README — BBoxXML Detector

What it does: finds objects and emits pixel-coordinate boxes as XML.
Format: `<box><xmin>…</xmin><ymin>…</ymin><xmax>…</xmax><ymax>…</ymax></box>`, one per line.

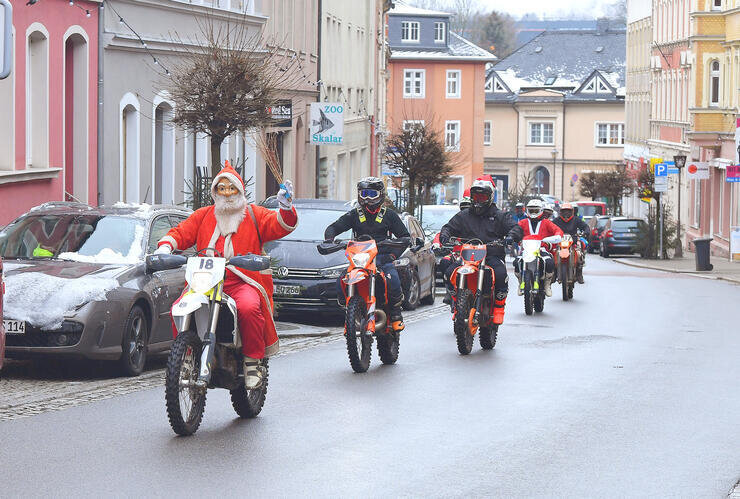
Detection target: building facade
<box><xmin>0</xmin><ymin>0</ymin><xmax>100</xmax><ymax>225</ymax></box>
<box><xmin>317</xmin><ymin>0</ymin><xmax>382</xmax><ymax>200</ymax></box>
<box><xmin>484</xmin><ymin>28</ymin><xmax>626</xmax><ymax>205</ymax></box>
<box><xmin>386</xmin><ymin>4</ymin><xmax>495</xmax><ymax>203</ymax></box>
<box><xmin>685</xmin><ymin>0</ymin><xmax>740</xmax><ymax>258</ymax></box>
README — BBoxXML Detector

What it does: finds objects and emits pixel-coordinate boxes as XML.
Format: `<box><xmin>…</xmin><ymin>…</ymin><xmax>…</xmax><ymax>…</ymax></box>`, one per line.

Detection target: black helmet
<box><xmin>357</xmin><ymin>177</ymin><xmax>385</xmax><ymax>214</ymax></box>
<box><xmin>469</xmin><ymin>178</ymin><xmax>494</xmax><ymax>215</ymax></box>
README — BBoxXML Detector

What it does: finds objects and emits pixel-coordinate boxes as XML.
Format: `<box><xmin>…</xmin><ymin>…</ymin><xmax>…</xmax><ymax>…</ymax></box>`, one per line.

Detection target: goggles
<box><xmin>359</xmin><ymin>189</ymin><xmax>381</xmax><ymax>200</ymax></box>
<box><xmin>559</xmin><ymin>209</ymin><xmax>573</xmax><ymax>218</ymax></box>
<box><xmin>471</xmin><ymin>192</ymin><xmax>490</xmax><ymax>203</ymax></box>
<box><xmin>527</xmin><ymin>207</ymin><xmax>542</xmax><ymax>216</ymax></box>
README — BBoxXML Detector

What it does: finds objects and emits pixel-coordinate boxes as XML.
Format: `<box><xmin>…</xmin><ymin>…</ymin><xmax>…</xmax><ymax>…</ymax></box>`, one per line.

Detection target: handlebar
<box><xmin>317</xmin><ymin>237</ymin><xmax>412</xmax><ymax>256</ymax></box>
<box><xmin>441</xmin><ymin>237</ymin><xmax>507</xmax><ymax>249</ymax></box>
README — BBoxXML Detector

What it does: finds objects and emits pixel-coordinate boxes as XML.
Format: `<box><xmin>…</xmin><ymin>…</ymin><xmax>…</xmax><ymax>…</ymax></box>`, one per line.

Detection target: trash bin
<box><xmin>693</xmin><ymin>237</ymin><xmax>713</xmax><ymax>271</ymax></box>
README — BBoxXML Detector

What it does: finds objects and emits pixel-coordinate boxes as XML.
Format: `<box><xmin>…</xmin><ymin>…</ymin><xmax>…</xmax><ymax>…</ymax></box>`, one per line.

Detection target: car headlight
<box><xmin>351</xmin><ymin>252</ymin><xmax>371</xmax><ymax>267</ymax></box>
<box><xmin>393</xmin><ymin>257</ymin><xmax>410</xmax><ymax>267</ymax></box>
<box><xmin>190</xmin><ymin>271</ymin><xmax>214</xmax><ymax>294</ymax></box>
<box><xmin>319</xmin><ymin>264</ymin><xmax>348</xmax><ymax>279</ymax></box>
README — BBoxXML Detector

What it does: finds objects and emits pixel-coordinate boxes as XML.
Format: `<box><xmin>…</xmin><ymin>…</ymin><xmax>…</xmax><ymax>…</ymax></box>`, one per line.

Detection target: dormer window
<box><xmin>493</xmin><ymin>79</ymin><xmax>507</xmax><ymax>93</ymax></box>
<box><xmin>434</xmin><ymin>22</ymin><xmax>445</xmax><ymax>43</ymax></box>
<box><xmin>485</xmin><ymin>78</ymin><xmax>493</xmax><ymax>92</ymax></box>
<box><xmin>401</xmin><ymin>21</ymin><xmax>420</xmax><ymax>42</ymax></box>
<box><xmin>582</xmin><ymin>74</ymin><xmax>611</xmax><ymax>93</ymax></box>
<box><xmin>545</xmin><ymin>76</ymin><xmax>556</xmax><ymax>86</ymax></box>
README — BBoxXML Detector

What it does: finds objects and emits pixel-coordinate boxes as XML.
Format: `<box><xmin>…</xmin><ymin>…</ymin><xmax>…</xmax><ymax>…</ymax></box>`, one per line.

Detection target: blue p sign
<box><xmin>655</xmin><ymin>163</ymin><xmax>668</xmax><ymax>177</ymax></box>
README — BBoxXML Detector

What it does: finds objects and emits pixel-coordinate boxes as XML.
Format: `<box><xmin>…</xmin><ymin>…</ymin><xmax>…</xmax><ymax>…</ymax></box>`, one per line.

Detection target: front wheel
<box><xmin>454</xmin><ymin>288</ymin><xmax>475</xmax><ymax>355</ymax></box>
<box><xmin>345</xmin><ymin>296</ymin><xmax>372</xmax><ymax>373</ymax></box>
<box><xmin>165</xmin><ymin>331</ymin><xmax>206</xmax><ymax>436</ymax></box>
<box><xmin>479</xmin><ymin>325</ymin><xmax>498</xmax><ymax>350</ymax></box>
<box><xmin>231</xmin><ymin>358</ymin><xmax>269</xmax><ymax>418</ymax></box>
<box><xmin>523</xmin><ymin>271</ymin><xmax>534</xmax><ymax>316</ymax></box>
<box><xmin>403</xmin><ymin>270</ymin><xmax>420</xmax><ymax>310</ymax></box>
<box><xmin>119</xmin><ymin>305</ymin><xmax>149</xmax><ymax>376</ymax></box>
<box><xmin>534</xmin><ymin>285</ymin><xmax>545</xmax><ymax>313</ymax></box>
<box><xmin>560</xmin><ymin>262</ymin><xmax>570</xmax><ymax>302</ymax></box>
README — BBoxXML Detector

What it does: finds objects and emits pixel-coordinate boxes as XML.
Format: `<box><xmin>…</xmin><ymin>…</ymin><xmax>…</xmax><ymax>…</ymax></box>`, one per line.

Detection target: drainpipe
<box><xmin>96</xmin><ymin>2</ymin><xmax>104</xmax><ymax>206</ymax></box>
<box><xmin>314</xmin><ymin>0</ymin><xmax>322</xmax><ymax>198</ymax></box>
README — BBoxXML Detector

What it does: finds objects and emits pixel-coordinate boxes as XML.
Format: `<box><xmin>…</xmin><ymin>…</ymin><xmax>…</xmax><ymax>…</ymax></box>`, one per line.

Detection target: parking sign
<box><xmin>655</xmin><ymin>163</ymin><xmax>668</xmax><ymax>177</ymax></box>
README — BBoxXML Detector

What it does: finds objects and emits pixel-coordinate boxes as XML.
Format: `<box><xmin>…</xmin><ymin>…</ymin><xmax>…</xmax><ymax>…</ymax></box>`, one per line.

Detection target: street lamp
<box><xmin>551</xmin><ymin>148</ymin><xmax>559</xmax><ymax>199</ymax></box>
<box><xmin>673</xmin><ymin>154</ymin><xmax>686</xmax><ymax>258</ymax></box>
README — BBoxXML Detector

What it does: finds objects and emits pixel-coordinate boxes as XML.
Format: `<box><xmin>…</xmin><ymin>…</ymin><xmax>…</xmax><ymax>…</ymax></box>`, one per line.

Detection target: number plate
<box><xmin>3</xmin><ymin>320</ymin><xmax>26</xmax><ymax>335</ymax></box>
<box><xmin>274</xmin><ymin>285</ymin><xmax>301</xmax><ymax>296</ymax></box>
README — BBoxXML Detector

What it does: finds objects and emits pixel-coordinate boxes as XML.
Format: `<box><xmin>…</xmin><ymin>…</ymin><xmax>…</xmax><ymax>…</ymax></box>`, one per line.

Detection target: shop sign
<box><xmin>268</xmin><ymin>100</ymin><xmax>292</xmax><ymax>128</ymax></box>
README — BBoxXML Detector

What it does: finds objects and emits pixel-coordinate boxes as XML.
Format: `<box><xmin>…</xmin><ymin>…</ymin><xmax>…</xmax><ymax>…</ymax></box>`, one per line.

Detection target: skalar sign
<box><xmin>310</xmin><ymin>103</ymin><xmax>344</xmax><ymax>145</ymax></box>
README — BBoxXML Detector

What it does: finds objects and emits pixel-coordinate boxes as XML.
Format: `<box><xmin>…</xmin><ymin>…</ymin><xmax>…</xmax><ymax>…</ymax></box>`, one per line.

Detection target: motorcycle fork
<box><xmin>198</xmin><ymin>281</ymin><xmax>223</xmax><ymax>388</ymax></box>
<box><xmin>367</xmin><ymin>275</ymin><xmax>377</xmax><ymax>334</ymax></box>
<box><xmin>473</xmin><ymin>266</ymin><xmax>484</xmax><ymax>318</ymax></box>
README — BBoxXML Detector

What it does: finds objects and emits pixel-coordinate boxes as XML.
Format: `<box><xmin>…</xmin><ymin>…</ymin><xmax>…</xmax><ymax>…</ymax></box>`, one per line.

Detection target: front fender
<box><xmin>172</xmin><ymin>292</ymin><xmax>209</xmax><ymax>317</ymax></box>
<box><xmin>559</xmin><ymin>248</ymin><xmax>570</xmax><ymax>260</ymax></box>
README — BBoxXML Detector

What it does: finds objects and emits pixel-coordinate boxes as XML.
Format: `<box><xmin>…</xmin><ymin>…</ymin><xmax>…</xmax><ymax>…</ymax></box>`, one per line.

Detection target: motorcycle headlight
<box><xmin>319</xmin><ymin>264</ymin><xmax>348</xmax><ymax>279</ymax></box>
<box><xmin>351</xmin><ymin>252</ymin><xmax>371</xmax><ymax>267</ymax></box>
<box><xmin>457</xmin><ymin>267</ymin><xmax>475</xmax><ymax>275</ymax></box>
<box><xmin>190</xmin><ymin>271</ymin><xmax>214</xmax><ymax>294</ymax></box>
<box><xmin>393</xmin><ymin>257</ymin><xmax>410</xmax><ymax>267</ymax></box>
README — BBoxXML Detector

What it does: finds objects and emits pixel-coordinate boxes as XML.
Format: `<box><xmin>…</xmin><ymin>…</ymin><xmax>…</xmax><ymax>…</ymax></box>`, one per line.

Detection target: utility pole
<box><xmin>673</xmin><ymin>154</ymin><xmax>686</xmax><ymax>257</ymax></box>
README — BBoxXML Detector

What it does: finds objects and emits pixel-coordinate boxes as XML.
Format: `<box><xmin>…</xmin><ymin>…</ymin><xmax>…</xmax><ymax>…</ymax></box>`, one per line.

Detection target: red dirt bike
<box><xmin>444</xmin><ymin>237</ymin><xmax>506</xmax><ymax>355</ymax></box>
<box><xmin>317</xmin><ymin>236</ymin><xmax>414</xmax><ymax>373</ymax></box>
<box><xmin>555</xmin><ymin>234</ymin><xmax>576</xmax><ymax>301</ymax></box>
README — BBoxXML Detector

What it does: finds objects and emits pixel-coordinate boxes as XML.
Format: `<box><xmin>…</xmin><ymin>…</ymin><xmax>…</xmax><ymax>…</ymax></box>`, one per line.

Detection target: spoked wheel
<box><xmin>345</xmin><ymin>296</ymin><xmax>372</xmax><ymax>373</ymax></box>
<box><xmin>231</xmin><ymin>358</ymin><xmax>269</xmax><ymax>418</ymax></box>
<box><xmin>534</xmin><ymin>286</ymin><xmax>545</xmax><ymax>313</ymax></box>
<box><xmin>560</xmin><ymin>262</ymin><xmax>570</xmax><ymax>302</ymax></box>
<box><xmin>479</xmin><ymin>325</ymin><xmax>498</xmax><ymax>350</ymax></box>
<box><xmin>568</xmin><ymin>283</ymin><xmax>574</xmax><ymax>300</ymax></box>
<box><xmin>453</xmin><ymin>288</ymin><xmax>475</xmax><ymax>355</ymax></box>
<box><xmin>377</xmin><ymin>328</ymin><xmax>400</xmax><ymax>365</ymax></box>
<box><xmin>523</xmin><ymin>272</ymin><xmax>534</xmax><ymax>316</ymax></box>
<box><xmin>120</xmin><ymin>305</ymin><xmax>149</xmax><ymax>376</ymax></box>
<box><xmin>165</xmin><ymin>331</ymin><xmax>206</xmax><ymax>436</ymax></box>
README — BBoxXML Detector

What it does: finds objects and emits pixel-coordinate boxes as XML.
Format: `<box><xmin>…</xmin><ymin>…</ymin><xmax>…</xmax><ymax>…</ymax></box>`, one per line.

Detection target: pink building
<box><xmin>0</xmin><ymin>0</ymin><xmax>99</xmax><ymax>225</ymax></box>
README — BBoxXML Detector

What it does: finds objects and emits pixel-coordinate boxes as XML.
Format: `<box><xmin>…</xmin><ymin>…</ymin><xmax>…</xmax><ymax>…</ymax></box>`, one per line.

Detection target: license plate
<box><xmin>3</xmin><ymin>320</ymin><xmax>26</xmax><ymax>335</ymax></box>
<box><xmin>274</xmin><ymin>285</ymin><xmax>301</xmax><ymax>296</ymax></box>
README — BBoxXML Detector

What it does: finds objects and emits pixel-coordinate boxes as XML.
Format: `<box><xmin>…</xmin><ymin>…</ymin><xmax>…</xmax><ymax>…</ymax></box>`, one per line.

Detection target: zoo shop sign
<box><xmin>310</xmin><ymin>103</ymin><xmax>344</xmax><ymax>145</ymax></box>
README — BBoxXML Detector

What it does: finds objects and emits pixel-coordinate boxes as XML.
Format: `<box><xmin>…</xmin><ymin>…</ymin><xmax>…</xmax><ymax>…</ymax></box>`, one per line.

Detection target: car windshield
<box><xmin>612</xmin><ymin>220</ymin><xmax>642</xmax><ymax>231</ymax></box>
<box><xmin>597</xmin><ymin>217</ymin><xmax>609</xmax><ymax>228</ymax></box>
<box><xmin>577</xmin><ymin>204</ymin><xmax>605</xmax><ymax>217</ymax></box>
<box><xmin>282</xmin><ymin>208</ymin><xmax>351</xmax><ymax>241</ymax></box>
<box><xmin>415</xmin><ymin>207</ymin><xmax>458</xmax><ymax>232</ymax></box>
<box><xmin>0</xmin><ymin>214</ymin><xmax>146</xmax><ymax>263</ymax></box>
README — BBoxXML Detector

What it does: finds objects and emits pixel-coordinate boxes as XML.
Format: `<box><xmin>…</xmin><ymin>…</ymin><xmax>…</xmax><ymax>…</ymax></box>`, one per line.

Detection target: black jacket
<box><xmin>439</xmin><ymin>205</ymin><xmax>517</xmax><ymax>259</ymax></box>
<box><xmin>324</xmin><ymin>206</ymin><xmax>410</xmax><ymax>256</ymax></box>
<box><xmin>552</xmin><ymin>216</ymin><xmax>589</xmax><ymax>239</ymax></box>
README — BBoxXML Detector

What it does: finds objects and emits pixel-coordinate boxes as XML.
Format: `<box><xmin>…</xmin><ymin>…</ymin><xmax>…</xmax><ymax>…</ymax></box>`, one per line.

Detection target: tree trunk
<box><xmin>407</xmin><ymin>174</ymin><xmax>417</xmax><ymax>214</ymax></box>
<box><xmin>210</xmin><ymin>135</ymin><xmax>224</xmax><ymax>178</ymax></box>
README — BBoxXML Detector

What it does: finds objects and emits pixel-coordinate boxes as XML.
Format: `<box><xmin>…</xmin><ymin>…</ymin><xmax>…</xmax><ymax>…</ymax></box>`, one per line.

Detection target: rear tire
<box><xmin>479</xmin><ymin>325</ymin><xmax>497</xmax><ymax>350</ymax></box>
<box><xmin>454</xmin><ymin>288</ymin><xmax>474</xmax><ymax>355</ymax></box>
<box><xmin>231</xmin><ymin>358</ymin><xmax>269</xmax><ymax>418</ymax></box>
<box><xmin>165</xmin><ymin>331</ymin><xmax>206</xmax><ymax>436</ymax></box>
<box><xmin>345</xmin><ymin>296</ymin><xmax>372</xmax><ymax>373</ymax></box>
<box><xmin>560</xmin><ymin>263</ymin><xmax>570</xmax><ymax>302</ymax></box>
<box><xmin>524</xmin><ymin>272</ymin><xmax>534</xmax><ymax>316</ymax></box>
<box><xmin>403</xmin><ymin>270</ymin><xmax>420</xmax><ymax>310</ymax></box>
<box><xmin>377</xmin><ymin>330</ymin><xmax>400</xmax><ymax>365</ymax></box>
<box><xmin>568</xmin><ymin>283</ymin><xmax>574</xmax><ymax>300</ymax></box>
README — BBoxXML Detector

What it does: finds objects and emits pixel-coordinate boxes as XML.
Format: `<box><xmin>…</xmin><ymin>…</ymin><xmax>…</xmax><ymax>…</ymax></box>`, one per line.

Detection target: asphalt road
<box><xmin>1</xmin><ymin>257</ymin><xmax>738</xmax><ymax>497</ymax></box>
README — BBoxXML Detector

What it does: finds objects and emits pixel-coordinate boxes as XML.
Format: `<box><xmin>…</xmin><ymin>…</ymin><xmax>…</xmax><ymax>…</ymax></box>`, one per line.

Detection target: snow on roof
<box><xmin>111</xmin><ymin>202</ymin><xmax>156</xmax><ymax>218</ymax></box>
<box><xmin>391</xmin><ymin>32</ymin><xmax>496</xmax><ymax>62</ymax></box>
<box><xmin>388</xmin><ymin>2</ymin><xmax>451</xmax><ymax>17</ymax></box>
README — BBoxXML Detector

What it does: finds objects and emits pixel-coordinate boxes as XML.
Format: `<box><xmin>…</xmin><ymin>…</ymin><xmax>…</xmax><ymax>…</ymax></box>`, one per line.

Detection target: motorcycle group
<box><xmin>147</xmin><ymin>164</ymin><xmax>590</xmax><ymax>435</ymax></box>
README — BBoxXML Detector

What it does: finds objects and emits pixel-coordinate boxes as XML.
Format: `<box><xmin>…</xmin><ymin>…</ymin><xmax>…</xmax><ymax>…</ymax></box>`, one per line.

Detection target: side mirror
<box><xmin>229</xmin><ymin>254</ymin><xmax>271</xmax><ymax>272</ymax></box>
<box><xmin>146</xmin><ymin>254</ymin><xmax>187</xmax><ymax>273</ymax></box>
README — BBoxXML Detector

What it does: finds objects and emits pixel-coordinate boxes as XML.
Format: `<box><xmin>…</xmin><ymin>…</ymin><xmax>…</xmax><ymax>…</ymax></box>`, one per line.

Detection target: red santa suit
<box><xmin>158</xmin><ymin>163</ymin><xmax>297</xmax><ymax>359</ymax></box>
<box><xmin>517</xmin><ymin>217</ymin><xmax>564</xmax><ymax>244</ymax></box>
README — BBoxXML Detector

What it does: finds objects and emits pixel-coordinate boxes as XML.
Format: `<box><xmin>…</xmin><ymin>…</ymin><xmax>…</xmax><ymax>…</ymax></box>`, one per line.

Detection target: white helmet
<box><xmin>526</xmin><ymin>198</ymin><xmax>544</xmax><ymax>219</ymax></box>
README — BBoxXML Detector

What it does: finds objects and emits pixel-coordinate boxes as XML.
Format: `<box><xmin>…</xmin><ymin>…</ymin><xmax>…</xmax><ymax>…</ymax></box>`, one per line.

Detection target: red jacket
<box><xmin>159</xmin><ymin>204</ymin><xmax>297</xmax><ymax>357</ymax></box>
<box><xmin>517</xmin><ymin>217</ymin><xmax>563</xmax><ymax>240</ymax></box>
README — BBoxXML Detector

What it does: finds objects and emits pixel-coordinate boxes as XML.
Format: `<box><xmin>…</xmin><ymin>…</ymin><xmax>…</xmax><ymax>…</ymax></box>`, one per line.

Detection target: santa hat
<box><xmin>211</xmin><ymin>161</ymin><xmax>246</xmax><ymax>199</ymax></box>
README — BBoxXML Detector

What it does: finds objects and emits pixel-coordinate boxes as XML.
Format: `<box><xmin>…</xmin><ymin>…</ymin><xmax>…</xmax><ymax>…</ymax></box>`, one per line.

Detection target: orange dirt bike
<box><xmin>444</xmin><ymin>237</ymin><xmax>506</xmax><ymax>355</ymax></box>
<box><xmin>555</xmin><ymin>234</ymin><xmax>576</xmax><ymax>301</ymax></box>
<box><xmin>317</xmin><ymin>236</ymin><xmax>416</xmax><ymax>373</ymax></box>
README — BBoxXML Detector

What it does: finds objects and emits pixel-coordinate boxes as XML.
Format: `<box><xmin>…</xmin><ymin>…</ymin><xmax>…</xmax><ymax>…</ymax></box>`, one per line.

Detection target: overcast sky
<box><xmin>416</xmin><ymin>0</ymin><xmax>618</xmax><ymax>19</ymax></box>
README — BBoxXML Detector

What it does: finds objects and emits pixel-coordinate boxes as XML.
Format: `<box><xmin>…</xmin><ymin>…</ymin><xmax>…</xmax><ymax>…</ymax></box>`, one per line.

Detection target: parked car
<box><xmin>398</xmin><ymin>212</ymin><xmax>436</xmax><ymax>310</ymax></box>
<box><xmin>573</xmin><ymin>201</ymin><xmax>607</xmax><ymax>217</ymax></box>
<box><xmin>599</xmin><ymin>217</ymin><xmax>646</xmax><ymax>257</ymax></box>
<box><xmin>0</xmin><ymin>255</ymin><xmax>5</xmax><ymax>371</ymax></box>
<box><xmin>0</xmin><ymin>202</ymin><xmax>191</xmax><ymax>375</ymax></box>
<box><xmin>260</xmin><ymin>198</ymin><xmax>435</xmax><ymax>316</ymax></box>
<box><xmin>587</xmin><ymin>215</ymin><xmax>611</xmax><ymax>253</ymax></box>
<box><xmin>415</xmin><ymin>204</ymin><xmax>459</xmax><ymax>240</ymax></box>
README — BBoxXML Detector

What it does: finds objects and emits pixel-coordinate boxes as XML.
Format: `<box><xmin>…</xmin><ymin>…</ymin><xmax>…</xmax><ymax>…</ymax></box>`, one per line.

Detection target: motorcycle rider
<box><xmin>434</xmin><ymin>191</ymin><xmax>472</xmax><ymax>305</ymax></box>
<box><xmin>324</xmin><ymin>177</ymin><xmax>410</xmax><ymax>332</ymax></box>
<box><xmin>552</xmin><ymin>203</ymin><xmax>589</xmax><ymax>284</ymax></box>
<box><xmin>439</xmin><ymin>177</ymin><xmax>517</xmax><ymax>326</ymax></box>
<box><xmin>155</xmin><ymin>162</ymin><xmax>297</xmax><ymax>389</ymax></box>
<box><xmin>543</xmin><ymin>203</ymin><xmax>555</xmax><ymax>220</ymax></box>
<box><xmin>510</xmin><ymin>198</ymin><xmax>563</xmax><ymax>297</ymax></box>
<box><xmin>513</xmin><ymin>202</ymin><xmax>527</xmax><ymax>221</ymax></box>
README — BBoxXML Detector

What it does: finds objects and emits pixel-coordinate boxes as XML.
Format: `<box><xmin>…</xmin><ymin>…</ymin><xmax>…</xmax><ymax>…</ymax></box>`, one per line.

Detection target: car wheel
<box><xmin>120</xmin><ymin>305</ymin><xmax>149</xmax><ymax>376</ymax></box>
<box><xmin>420</xmin><ymin>265</ymin><xmax>436</xmax><ymax>306</ymax></box>
<box><xmin>403</xmin><ymin>270</ymin><xmax>420</xmax><ymax>310</ymax></box>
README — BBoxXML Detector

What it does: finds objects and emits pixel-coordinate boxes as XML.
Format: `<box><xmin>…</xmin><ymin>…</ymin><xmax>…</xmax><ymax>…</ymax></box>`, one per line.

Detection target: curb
<box><xmin>613</xmin><ymin>258</ymin><xmax>740</xmax><ymax>285</ymax></box>
<box><xmin>276</xmin><ymin>321</ymin><xmax>334</xmax><ymax>338</ymax></box>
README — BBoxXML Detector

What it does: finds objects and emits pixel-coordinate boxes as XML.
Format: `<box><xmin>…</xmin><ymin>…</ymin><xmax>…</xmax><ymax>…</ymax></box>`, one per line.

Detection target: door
<box><xmin>146</xmin><ymin>215</ymin><xmax>183</xmax><ymax>343</ymax></box>
<box><xmin>409</xmin><ymin>218</ymin><xmax>433</xmax><ymax>291</ymax></box>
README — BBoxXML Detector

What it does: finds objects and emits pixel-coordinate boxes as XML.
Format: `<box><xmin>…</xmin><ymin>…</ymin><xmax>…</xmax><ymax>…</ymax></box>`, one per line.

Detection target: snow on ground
<box><xmin>4</xmin><ymin>272</ymin><xmax>119</xmax><ymax>330</ymax></box>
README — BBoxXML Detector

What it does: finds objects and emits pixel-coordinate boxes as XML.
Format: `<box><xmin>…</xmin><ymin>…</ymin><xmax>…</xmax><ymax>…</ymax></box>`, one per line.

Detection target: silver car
<box><xmin>0</xmin><ymin>202</ymin><xmax>192</xmax><ymax>376</ymax></box>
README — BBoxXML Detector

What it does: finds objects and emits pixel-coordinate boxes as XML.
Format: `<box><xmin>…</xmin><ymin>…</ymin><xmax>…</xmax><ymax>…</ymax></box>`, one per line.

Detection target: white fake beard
<box><xmin>213</xmin><ymin>193</ymin><xmax>247</xmax><ymax>235</ymax></box>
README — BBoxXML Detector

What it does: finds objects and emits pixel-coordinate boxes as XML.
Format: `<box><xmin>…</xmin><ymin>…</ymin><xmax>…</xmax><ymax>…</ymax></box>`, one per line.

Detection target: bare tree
<box><xmin>506</xmin><ymin>170</ymin><xmax>537</xmax><ymax>207</ymax></box>
<box><xmin>164</xmin><ymin>16</ymin><xmax>303</xmax><ymax>178</ymax></box>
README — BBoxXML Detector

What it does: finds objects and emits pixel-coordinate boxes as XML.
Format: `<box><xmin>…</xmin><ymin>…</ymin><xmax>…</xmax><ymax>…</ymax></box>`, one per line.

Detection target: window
<box><xmin>483</xmin><ymin>121</ymin><xmax>492</xmax><ymax>145</ymax></box>
<box><xmin>401</xmin><ymin>21</ymin><xmax>420</xmax><ymax>42</ymax></box>
<box><xmin>710</xmin><ymin>60</ymin><xmax>720</xmax><ymax>106</ymax></box>
<box><xmin>445</xmin><ymin>121</ymin><xmax>460</xmax><ymax>152</ymax></box>
<box><xmin>434</xmin><ymin>22</ymin><xmax>445</xmax><ymax>42</ymax></box>
<box><xmin>545</xmin><ymin>76</ymin><xmax>557</xmax><ymax>86</ymax></box>
<box><xmin>528</xmin><ymin>122</ymin><xmax>554</xmax><ymax>145</ymax></box>
<box><xmin>484</xmin><ymin>78</ymin><xmax>493</xmax><ymax>92</ymax></box>
<box><xmin>27</xmin><ymin>29</ymin><xmax>49</xmax><ymax>168</ymax></box>
<box><xmin>693</xmin><ymin>179</ymin><xmax>701</xmax><ymax>227</ymax></box>
<box><xmin>595</xmin><ymin>123</ymin><xmax>625</xmax><ymax>146</ymax></box>
<box><xmin>582</xmin><ymin>76</ymin><xmax>609</xmax><ymax>93</ymax></box>
<box><xmin>712</xmin><ymin>0</ymin><xmax>722</xmax><ymax>10</ymax></box>
<box><xmin>403</xmin><ymin>69</ymin><xmax>425</xmax><ymax>98</ymax></box>
<box><xmin>446</xmin><ymin>70</ymin><xmax>461</xmax><ymax>98</ymax></box>
<box><xmin>493</xmin><ymin>79</ymin><xmax>507</xmax><ymax>93</ymax></box>
<box><xmin>148</xmin><ymin>216</ymin><xmax>174</xmax><ymax>254</ymax></box>
<box><xmin>403</xmin><ymin>120</ymin><xmax>425</xmax><ymax>131</ymax></box>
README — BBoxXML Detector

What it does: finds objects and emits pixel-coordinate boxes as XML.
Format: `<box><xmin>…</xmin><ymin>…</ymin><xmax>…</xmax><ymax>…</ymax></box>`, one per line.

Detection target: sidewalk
<box><xmin>275</xmin><ymin>321</ymin><xmax>334</xmax><ymax>338</ymax></box>
<box><xmin>613</xmin><ymin>252</ymin><xmax>740</xmax><ymax>285</ymax></box>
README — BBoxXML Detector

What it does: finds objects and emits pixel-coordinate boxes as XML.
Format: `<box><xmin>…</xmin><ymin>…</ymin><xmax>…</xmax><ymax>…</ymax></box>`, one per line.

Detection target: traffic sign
<box><xmin>655</xmin><ymin>163</ymin><xmax>668</xmax><ymax>177</ymax></box>
<box><xmin>654</xmin><ymin>175</ymin><xmax>668</xmax><ymax>192</ymax></box>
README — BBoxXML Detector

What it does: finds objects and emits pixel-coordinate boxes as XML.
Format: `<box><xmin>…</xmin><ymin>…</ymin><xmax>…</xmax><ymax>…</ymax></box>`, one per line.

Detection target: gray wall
<box><xmin>387</xmin><ymin>14</ymin><xmax>448</xmax><ymax>49</ymax></box>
